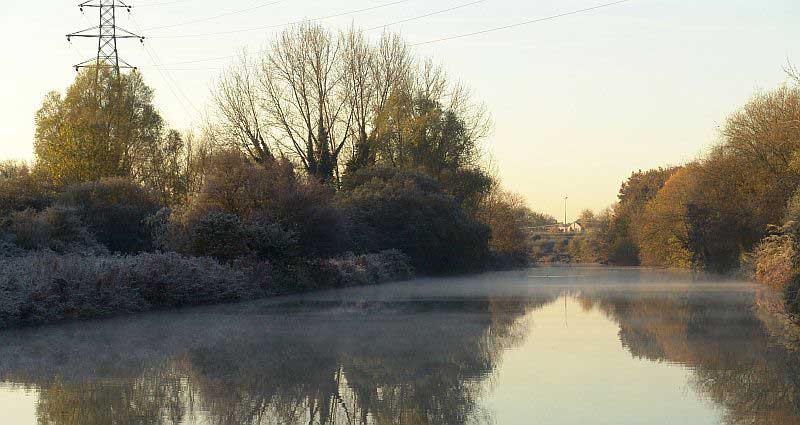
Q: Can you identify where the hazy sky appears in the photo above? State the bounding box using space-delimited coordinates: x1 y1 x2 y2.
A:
2 0 798 218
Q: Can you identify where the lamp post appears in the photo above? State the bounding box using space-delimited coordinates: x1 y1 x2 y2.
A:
564 196 568 227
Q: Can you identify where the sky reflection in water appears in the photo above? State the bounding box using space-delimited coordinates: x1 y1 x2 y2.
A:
0 266 797 424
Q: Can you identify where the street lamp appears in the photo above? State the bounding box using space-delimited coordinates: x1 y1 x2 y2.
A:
564 196 568 227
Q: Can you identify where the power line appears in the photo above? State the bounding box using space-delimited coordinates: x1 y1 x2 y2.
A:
67 40 87 61
148 0 412 39
146 42 205 118
142 0 283 31
129 14 203 121
134 0 192 7
141 0 626 66
142 42 196 119
367 0 486 31
152 0 484 67
412 0 632 46
163 55 237 65
146 42 203 117
139 66 225 71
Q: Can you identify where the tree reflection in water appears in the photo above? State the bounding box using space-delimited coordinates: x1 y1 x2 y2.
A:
580 289 800 425
0 294 553 425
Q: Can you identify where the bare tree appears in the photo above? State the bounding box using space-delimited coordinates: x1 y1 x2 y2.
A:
448 82 492 149
412 59 491 149
341 28 375 170
372 33 413 113
212 52 273 164
259 23 352 184
788 60 800 84
212 24 491 185
343 30 412 171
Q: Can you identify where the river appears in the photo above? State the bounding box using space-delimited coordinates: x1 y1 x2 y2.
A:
0 266 798 424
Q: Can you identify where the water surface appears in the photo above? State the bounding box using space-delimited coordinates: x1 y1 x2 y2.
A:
1 266 798 424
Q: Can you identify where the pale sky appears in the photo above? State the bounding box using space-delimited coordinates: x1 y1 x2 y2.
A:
2 0 798 219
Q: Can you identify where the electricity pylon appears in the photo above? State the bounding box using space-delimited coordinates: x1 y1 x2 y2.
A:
66 0 145 74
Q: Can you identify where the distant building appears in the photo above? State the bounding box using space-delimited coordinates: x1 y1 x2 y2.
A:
568 222 584 233
530 221 587 234
554 222 585 233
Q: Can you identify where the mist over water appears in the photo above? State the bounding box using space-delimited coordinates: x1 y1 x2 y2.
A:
0 266 797 424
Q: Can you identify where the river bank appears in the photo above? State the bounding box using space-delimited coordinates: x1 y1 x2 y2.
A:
0 250 413 330
755 289 800 351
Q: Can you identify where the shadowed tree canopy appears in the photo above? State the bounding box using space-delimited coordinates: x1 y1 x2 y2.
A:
34 66 163 187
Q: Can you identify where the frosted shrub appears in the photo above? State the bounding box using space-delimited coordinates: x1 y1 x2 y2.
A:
315 250 413 289
0 239 23 257
0 252 265 328
8 206 107 255
187 211 253 261
0 249 413 329
754 229 800 316
754 233 796 291
125 252 262 306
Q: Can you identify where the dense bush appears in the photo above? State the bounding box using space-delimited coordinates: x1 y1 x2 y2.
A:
0 250 412 329
608 239 640 266
183 211 299 263
0 239 23 257
752 191 800 317
754 231 800 316
343 165 494 212
437 167 495 213
302 249 413 289
187 211 254 261
58 178 161 253
341 165 441 193
566 237 596 264
186 151 347 258
340 167 490 274
7 206 106 255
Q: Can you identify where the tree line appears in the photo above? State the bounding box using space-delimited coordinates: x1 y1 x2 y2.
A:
0 24 545 327
571 66 800 321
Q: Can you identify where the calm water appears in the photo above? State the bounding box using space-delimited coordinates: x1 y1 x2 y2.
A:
1 266 798 424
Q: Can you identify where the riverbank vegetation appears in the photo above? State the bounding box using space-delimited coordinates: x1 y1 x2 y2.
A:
0 24 543 328
582 65 800 327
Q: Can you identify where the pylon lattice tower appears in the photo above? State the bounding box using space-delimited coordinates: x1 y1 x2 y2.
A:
67 0 145 74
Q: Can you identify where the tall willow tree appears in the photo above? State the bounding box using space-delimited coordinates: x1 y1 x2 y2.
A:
34 66 163 187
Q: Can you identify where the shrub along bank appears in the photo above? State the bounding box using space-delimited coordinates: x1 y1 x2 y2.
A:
0 250 411 329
